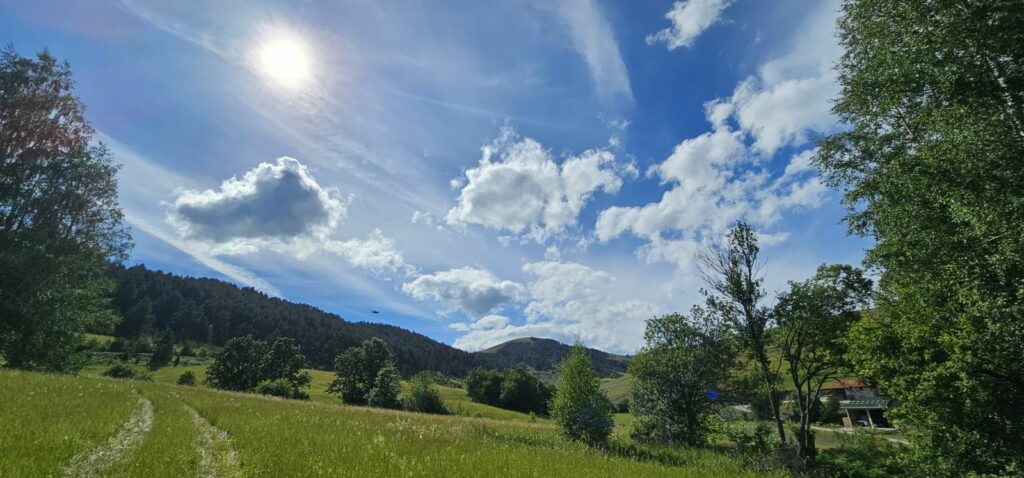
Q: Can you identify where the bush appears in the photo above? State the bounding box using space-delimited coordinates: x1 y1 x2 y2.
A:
403 372 448 414
177 370 197 386
367 363 402 409
255 378 309 399
103 363 137 379
551 344 613 446
815 431 903 478
616 399 629 413
466 368 503 404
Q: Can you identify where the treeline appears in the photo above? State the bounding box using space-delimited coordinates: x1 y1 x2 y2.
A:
465 367 553 415
105 264 478 375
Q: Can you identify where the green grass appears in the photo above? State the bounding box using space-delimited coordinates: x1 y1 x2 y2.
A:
2 369 778 477
0 369 138 477
601 374 632 405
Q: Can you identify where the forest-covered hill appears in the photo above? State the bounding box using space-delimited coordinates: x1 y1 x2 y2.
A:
105 265 628 377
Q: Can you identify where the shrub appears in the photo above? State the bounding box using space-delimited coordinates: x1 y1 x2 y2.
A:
103 363 137 379
255 378 309 399
177 370 197 386
551 344 613 446
815 430 903 478
367 363 402 409
466 368 503 404
403 372 448 414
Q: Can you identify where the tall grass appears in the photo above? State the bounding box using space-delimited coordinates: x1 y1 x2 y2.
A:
1 369 781 477
0 370 137 477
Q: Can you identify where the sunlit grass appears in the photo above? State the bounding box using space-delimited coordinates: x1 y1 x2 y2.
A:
1 369 777 477
0 370 137 477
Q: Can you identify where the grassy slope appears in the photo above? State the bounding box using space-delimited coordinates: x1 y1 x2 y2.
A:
1 369 774 478
601 374 632 405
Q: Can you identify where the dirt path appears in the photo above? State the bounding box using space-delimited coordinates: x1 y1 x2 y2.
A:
63 398 154 478
187 405 242 478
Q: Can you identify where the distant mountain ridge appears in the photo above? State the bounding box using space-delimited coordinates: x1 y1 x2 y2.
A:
480 337 630 378
105 264 628 377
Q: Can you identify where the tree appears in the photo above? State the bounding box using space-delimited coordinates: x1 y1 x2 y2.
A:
0 47 130 371
205 335 310 398
264 336 311 393
205 335 270 391
465 367 503 405
550 344 613 446
327 338 397 406
698 222 786 442
498 368 552 415
367 363 402 409
148 331 174 370
773 264 872 460
629 308 736 447
403 371 447 414
816 1 1024 474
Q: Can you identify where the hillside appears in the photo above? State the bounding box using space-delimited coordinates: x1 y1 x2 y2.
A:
0 369 772 477
106 264 478 375
480 337 630 378
105 264 630 378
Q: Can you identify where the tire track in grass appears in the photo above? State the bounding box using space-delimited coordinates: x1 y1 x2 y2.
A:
187 405 242 478
63 398 154 478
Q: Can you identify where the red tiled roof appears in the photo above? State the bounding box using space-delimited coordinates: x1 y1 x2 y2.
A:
822 378 867 390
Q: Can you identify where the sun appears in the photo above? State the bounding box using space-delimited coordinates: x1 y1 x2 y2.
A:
255 32 312 88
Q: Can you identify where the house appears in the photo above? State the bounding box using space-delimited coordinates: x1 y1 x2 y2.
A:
821 378 893 428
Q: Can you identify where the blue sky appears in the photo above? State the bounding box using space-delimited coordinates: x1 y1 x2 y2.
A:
1 0 871 353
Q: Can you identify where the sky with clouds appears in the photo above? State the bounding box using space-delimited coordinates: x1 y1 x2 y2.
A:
1 0 872 354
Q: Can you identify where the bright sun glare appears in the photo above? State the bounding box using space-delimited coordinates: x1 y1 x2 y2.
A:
256 33 312 88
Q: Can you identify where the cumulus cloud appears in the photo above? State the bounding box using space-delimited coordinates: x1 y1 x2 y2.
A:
402 267 526 317
596 1 840 271
446 127 625 242
646 0 733 50
596 107 826 271
452 261 661 353
719 1 841 154
448 314 510 332
166 157 408 273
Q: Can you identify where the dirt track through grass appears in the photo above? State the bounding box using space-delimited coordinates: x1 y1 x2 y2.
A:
63 398 154 478
188 405 242 478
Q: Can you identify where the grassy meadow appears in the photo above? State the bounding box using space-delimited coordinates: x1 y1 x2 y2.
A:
0 368 778 477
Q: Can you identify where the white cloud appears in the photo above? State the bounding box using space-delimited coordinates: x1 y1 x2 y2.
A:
719 1 842 154
452 261 661 353
402 267 526 317
555 0 633 101
646 0 733 50
166 157 408 273
447 127 624 242
596 1 839 271
448 314 510 332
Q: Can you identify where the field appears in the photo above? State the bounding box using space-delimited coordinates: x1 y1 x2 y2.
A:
1 368 778 477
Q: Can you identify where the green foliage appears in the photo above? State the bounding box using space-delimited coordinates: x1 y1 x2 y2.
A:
465 366 552 415
630 308 736 447
147 331 174 370
256 378 309 400
773 264 872 459
327 338 401 407
0 47 130 372
205 335 310 398
498 368 552 415
815 431 903 478
205 335 269 391
102 363 138 380
106 264 478 376
366 362 402 409
816 1 1024 474
403 372 448 414
176 370 196 386
551 344 613 446
699 223 786 443
178 343 193 357
466 367 503 404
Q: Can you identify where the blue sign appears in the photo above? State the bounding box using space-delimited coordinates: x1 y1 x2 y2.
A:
705 390 720 401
